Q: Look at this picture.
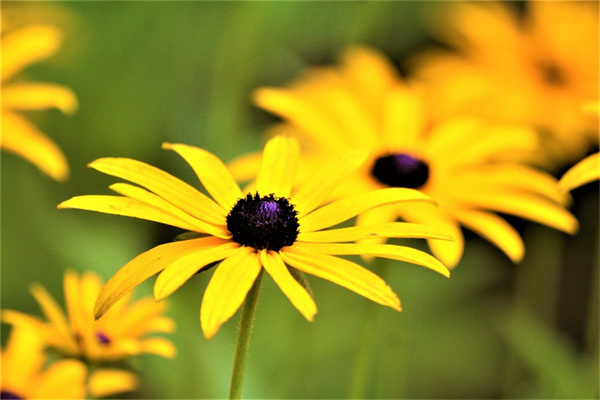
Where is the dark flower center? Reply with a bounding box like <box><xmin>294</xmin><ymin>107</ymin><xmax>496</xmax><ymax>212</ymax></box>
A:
<box><xmin>371</xmin><ymin>153</ymin><xmax>430</xmax><ymax>189</ymax></box>
<box><xmin>97</xmin><ymin>332</ymin><xmax>111</xmax><ymax>345</ymax></box>
<box><xmin>227</xmin><ymin>193</ymin><xmax>299</xmax><ymax>251</ymax></box>
<box><xmin>536</xmin><ymin>60</ymin><xmax>566</xmax><ymax>87</ymax></box>
<box><xmin>1</xmin><ymin>391</ymin><xmax>23</xmax><ymax>400</ymax></box>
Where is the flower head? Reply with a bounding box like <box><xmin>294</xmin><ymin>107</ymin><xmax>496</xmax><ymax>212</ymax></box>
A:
<box><xmin>2</xmin><ymin>270</ymin><xmax>176</xmax><ymax>361</ymax></box>
<box><xmin>58</xmin><ymin>135</ymin><xmax>452</xmax><ymax>338</ymax></box>
<box><xmin>0</xmin><ymin>325</ymin><xmax>137</xmax><ymax>399</ymax></box>
<box><xmin>249</xmin><ymin>47</ymin><xmax>578</xmax><ymax>268</ymax></box>
<box><xmin>1</xmin><ymin>17</ymin><xmax>77</xmax><ymax>181</ymax></box>
<box><xmin>411</xmin><ymin>1</ymin><xmax>599</xmax><ymax>167</ymax></box>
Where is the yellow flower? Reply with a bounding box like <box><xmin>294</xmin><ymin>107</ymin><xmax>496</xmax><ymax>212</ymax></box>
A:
<box><xmin>249</xmin><ymin>47</ymin><xmax>579</xmax><ymax>268</ymax></box>
<box><xmin>559</xmin><ymin>101</ymin><xmax>600</xmax><ymax>192</ymax></box>
<box><xmin>1</xmin><ymin>19</ymin><xmax>77</xmax><ymax>181</ymax></box>
<box><xmin>412</xmin><ymin>1</ymin><xmax>599</xmax><ymax>167</ymax></box>
<box><xmin>1</xmin><ymin>325</ymin><xmax>138</xmax><ymax>399</ymax></box>
<box><xmin>2</xmin><ymin>270</ymin><xmax>176</xmax><ymax>362</ymax></box>
<box><xmin>58</xmin><ymin>135</ymin><xmax>451</xmax><ymax>338</ymax></box>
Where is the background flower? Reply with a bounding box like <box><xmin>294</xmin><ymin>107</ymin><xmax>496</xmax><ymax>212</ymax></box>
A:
<box><xmin>1</xmin><ymin>14</ymin><xmax>77</xmax><ymax>181</ymax></box>
<box><xmin>2</xmin><ymin>270</ymin><xmax>176</xmax><ymax>362</ymax></box>
<box><xmin>2</xmin><ymin>2</ymin><xmax>597</xmax><ymax>398</ymax></box>
<box><xmin>411</xmin><ymin>1</ymin><xmax>599</xmax><ymax>168</ymax></box>
<box><xmin>251</xmin><ymin>47</ymin><xmax>578</xmax><ymax>268</ymax></box>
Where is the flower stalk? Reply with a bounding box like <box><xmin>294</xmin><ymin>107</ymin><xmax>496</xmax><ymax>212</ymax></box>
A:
<box><xmin>229</xmin><ymin>270</ymin><xmax>264</xmax><ymax>399</ymax></box>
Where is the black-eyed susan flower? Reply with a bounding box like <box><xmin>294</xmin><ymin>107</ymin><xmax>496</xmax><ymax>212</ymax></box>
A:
<box><xmin>2</xmin><ymin>270</ymin><xmax>176</xmax><ymax>361</ymax></box>
<box><xmin>58</xmin><ymin>135</ymin><xmax>451</xmax><ymax>339</ymax></box>
<box><xmin>1</xmin><ymin>18</ymin><xmax>77</xmax><ymax>181</ymax></box>
<box><xmin>411</xmin><ymin>1</ymin><xmax>599</xmax><ymax>167</ymax></box>
<box><xmin>249</xmin><ymin>47</ymin><xmax>579</xmax><ymax>268</ymax></box>
<box><xmin>559</xmin><ymin>101</ymin><xmax>600</xmax><ymax>192</ymax></box>
<box><xmin>0</xmin><ymin>325</ymin><xmax>138</xmax><ymax>399</ymax></box>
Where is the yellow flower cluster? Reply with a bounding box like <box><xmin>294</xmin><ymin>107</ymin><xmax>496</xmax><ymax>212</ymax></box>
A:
<box><xmin>2</xmin><ymin>2</ymin><xmax>597</xmax><ymax>398</ymax></box>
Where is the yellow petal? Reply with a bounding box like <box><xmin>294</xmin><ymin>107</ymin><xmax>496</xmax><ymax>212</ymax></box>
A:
<box><xmin>0</xmin><ymin>325</ymin><xmax>45</xmax><ymax>391</ymax></box>
<box><xmin>108</xmin><ymin>183</ymin><xmax>230</xmax><ymax>237</ymax></box>
<box><xmin>163</xmin><ymin>143</ymin><xmax>243</xmax><ymax>211</ymax></box>
<box><xmin>298</xmin><ymin>221</ymin><xmax>452</xmax><ymax>243</ymax></box>
<box><xmin>291</xmin><ymin>149</ymin><xmax>369</xmax><ymax>217</ymax></box>
<box><xmin>1</xmin><ymin>111</ymin><xmax>69</xmax><ymax>181</ymax></box>
<box><xmin>153</xmin><ymin>242</ymin><xmax>242</xmax><ymax>301</ymax></box>
<box><xmin>260</xmin><ymin>250</ymin><xmax>317</xmax><ymax>321</ymax></box>
<box><xmin>299</xmin><ymin>188</ymin><xmax>432</xmax><ymax>232</ymax></box>
<box><xmin>253</xmin><ymin>89</ymin><xmax>346</xmax><ymax>149</ymax></box>
<box><xmin>139</xmin><ymin>337</ymin><xmax>177</xmax><ymax>358</ymax></box>
<box><xmin>58</xmin><ymin>194</ymin><xmax>230</xmax><ymax>239</ymax></box>
<box><xmin>1</xmin><ymin>25</ymin><xmax>62</xmax><ymax>82</ymax></box>
<box><xmin>228</xmin><ymin>150</ymin><xmax>263</xmax><ymax>183</ymax></box>
<box><xmin>559</xmin><ymin>153</ymin><xmax>600</xmax><ymax>192</ymax></box>
<box><xmin>293</xmin><ymin>242</ymin><xmax>449</xmax><ymax>277</ymax></box>
<box><xmin>94</xmin><ymin>237</ymin><xmax>228</xmax><ymax>319</ymax></box>
<box><xmin>381</xmin><ymin>86</ymin><xmax>426</xmax><ymax>149</ymax></box>
<box><xmin>88</xmin><ymin>369</ymin><xmax>139</xmax><ymax>398</ymax></box>
<box><xmin>255</xmin><ymin>135</ymin><xmax>300</xmax><ymax>197</ymax></box>
<box><xmin>200</xmin><ymin>248</ymin><xmax>262</xmax><ymax>339</ymax></box>
<box><xmin>88</xmin><ymin>157</ymin><xmax>226</xmax><ymax>225</ymax></box>
<box><xmin>2</xmin><ymin>82</ymin><xmax>77</xmax><ymax>114</ymax></box>
<box><xmin>453</xmin><ymin>208</ymin><xmax>524</xmax><ymax>263</ymax></box>
<box><xmin>280</xmin><ymin>249</ymin><xmax>401</xmax><ymax>311</ymax></box>
<box><xmin>29</xmin><ymin>283</ymin><xmax>73</xmax><ymax>345</ymax></box>
<box><xmin>455</xmin><ymin>163</ymin><xmax>570</xmax><ymax>204</ymax></box>
<box><xmin>396</xmin><ymin>202</ymin><xmax>464</xmax><ymax>269</ymax></box>
<box><xmin>32</xmin><ymin>359</ymin><xmax>87</xmax><ymax>400</ymax></box>
<box><xmin>452</xmin><ymin>190</ymin><xmax>579</xmax><ymax>234</ymax></box>
<box><xmin>63</xmin><ymin>271</ymin><xmax>85</xmax><ymax>339</ymax></box>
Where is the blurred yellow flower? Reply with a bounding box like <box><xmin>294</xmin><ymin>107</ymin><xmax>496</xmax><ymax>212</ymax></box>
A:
<box><xmin>1</xmin><ymin>20</ymin><xmax>77</xmax><ymax>181</ymax></box>
<box><xmin>559</xmin><ymin>101</ymin><xmax>600</xmax><ymax>192</ymax></box>
<box><xmin>58</xmin><ymin>135</ymin><xmax>451</xmax><ymax>338</ymax></box>
<box><xmin>1</xmin><ymin>325</ymin><xmax>138</xmax><ymax>399</ymax></box>
<box><xmin>2</xmin><ymin>270</ymin><xmax>176</xmax><ymax>362</ymax></box>
<box><xmin>249</xmin><ymin>47</ymin><xmax>578</xmax><ymax>268</ymax></box>
<box><xmin>411</xmin><ymin>1</ymin><xmax>599</xmax><ymax>167</ymax></box>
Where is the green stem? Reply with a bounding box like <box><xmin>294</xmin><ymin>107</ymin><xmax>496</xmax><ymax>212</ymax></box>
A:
<box><xmin>347</xmin><ymin>258</ymin><xmax>388</xmax><ymax>399</ymax></box>
<box><xmin>229</xmin><ymin>270</ymin><xmax>264</xmax><ymax>400</ymax></box>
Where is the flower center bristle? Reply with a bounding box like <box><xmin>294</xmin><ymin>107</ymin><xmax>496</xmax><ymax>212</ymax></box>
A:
<box><xmin>1</xmin><ymin>391</ymin><xmax>23</xmax><ymax>400</ymax></box>
<box><xmin>371</xmin><ymin>153</ymin><xmax>430</xmax><ymax>189</ymax></box>
<box><xmin>227</xmin><ymin>193</ymin><xmax>299</xmax><ymax>251</ymax></box>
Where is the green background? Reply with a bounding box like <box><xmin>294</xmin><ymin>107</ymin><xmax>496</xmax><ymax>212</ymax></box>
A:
<box><xmin>1</xmin><ymin>1</ymin><xmax>598</xmax><ymax>398</ymax></box>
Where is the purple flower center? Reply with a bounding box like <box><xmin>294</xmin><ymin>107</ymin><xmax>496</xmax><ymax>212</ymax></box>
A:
<box><xmin>227</xmin><ymin>193</ymin><xmax>299</xmax><ymax>251</ymax></box>
<box><xmin>371</xmin><ymin>153</ymin><xmax>430</xmax><ymax>189</ymax></box>
<box><xmin>97</xmin><ymin>332</ymin><xmax>111</xmax><ymax>345</ymax></box>
<box><xmin>1</xmin><ymin>391</ymin><xmax>23</xmax><ymax>400</ymax></box>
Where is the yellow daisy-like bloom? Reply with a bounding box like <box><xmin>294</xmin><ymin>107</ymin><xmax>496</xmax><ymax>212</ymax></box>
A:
<box><xmin>249</xmin><ymin>47</ymin><xmax>579</xmax><ymax>268</ymax></box>
<box><xmin>1</xmin><ymin>19</ymin><xmax>77</xmax><ymax>181</ymax></box>
<box><xmin>559</xmin><ymin>101</ymin><xmax>600</xmax><ymax>192</ymax></box>
<box><xmin>58</xmin><ymin>135</ymin><xmax>451</xmax><ymax>339</ymax></box>
<box><xmin>412</xmin><ymin>1</ymin><xmax>599</xmax><ymax>167</ymax></box>
<box><xmin>2</xmin><ymin>271</ymin><xmax>176</xmax><ymax>361</ymax></box>
<box><xmin>1</xmin><ymin>325</ymin><xmax>138</xmax><ymax>399</ymax></box>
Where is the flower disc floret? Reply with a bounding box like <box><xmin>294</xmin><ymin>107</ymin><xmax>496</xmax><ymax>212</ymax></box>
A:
<box><xmin>371</xmin><ymin>153</ymin><xmax>430</xmax><ymax>189</ymax></box>
<box><xmin>227</xmin><ymin>193</ymin><xmax>299</xmax><ymax>251</ymax></box>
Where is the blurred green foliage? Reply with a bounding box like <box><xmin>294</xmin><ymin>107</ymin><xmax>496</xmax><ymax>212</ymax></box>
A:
<box><xmin>1</xmin><ymin>1</ymin><xmax>598</xmax><ymax>398</ymax></box>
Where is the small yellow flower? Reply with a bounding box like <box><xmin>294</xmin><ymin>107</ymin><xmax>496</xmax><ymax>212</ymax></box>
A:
<box><xmin>2</xmin><ymin>271</ymin><xmax>176</xmax><ymax>362</ymax></box>
<box><xmin>1</xmin><ymin>18</ymin><xmax>77</xmax><ymax>181</ymax></box>
<box><xmin>559</xmin><ymin>101</ymin><xmax>600</xmax><ymax>192</ymax></box>
<box><xmin>412</xmin><ymin>1</ymin><xmax>599</xmax><ymax>167</ymax></box>
<box><xmin>249</xmin><ymin>47</ymin><xmax>578</xmax><ymax>268</ymax></box>
<box><xmin>58</xmin><ymin>135</ymin><xmax>451</xmax><ymax>338</ymax></box>
<box><xmin>0</xmin><ymin>325</ymin><xmax>138</xmax><ymax>399</ymax></box>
